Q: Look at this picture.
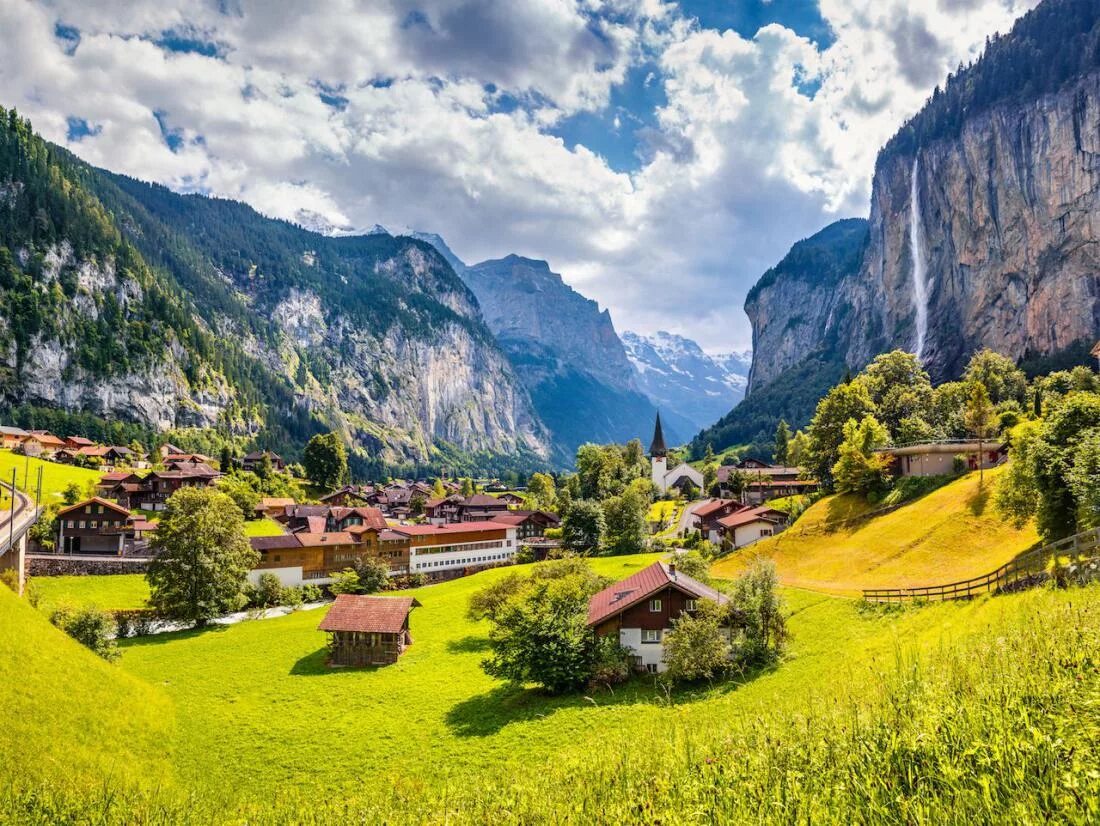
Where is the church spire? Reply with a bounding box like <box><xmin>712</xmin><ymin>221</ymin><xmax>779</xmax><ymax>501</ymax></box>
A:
<box><xmin>649</xmin><ymin>412</ymin><xmax>667</xmax><ymax>458</ymax></box>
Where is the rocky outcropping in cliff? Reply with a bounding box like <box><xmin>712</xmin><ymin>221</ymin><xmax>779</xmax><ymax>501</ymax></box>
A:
<box><xmin>461</xmin><ymin>255</ymin><xmax>666</xmax><ymax>456</ymax></box>
<box><xmin>622</xmin><ymin>330</ymin><xmax>749</xmax><ymax>433</ymax></box>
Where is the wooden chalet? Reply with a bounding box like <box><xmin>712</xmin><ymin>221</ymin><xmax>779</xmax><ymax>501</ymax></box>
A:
<box><xmin>587</xmin><ymin>561</ymin><xmax>727</xmax><ymax>673</ymax></box>
<box><xmin>241</xmin><ymin>450</ymin><xmax>286</xmax><ymax>473</ymax></box>
<box><xmin>56</xmin><ymin>497</ymin><xmax>133</xmax><ymax>555</ymax></box>
<box><xmin>488</xmin><ymin>509</ymin><xmax>560</xmax><ymax>540</ymax></box>
<box><xmin>318</xmin><ymin>594</ymin><xmax>419</xmax><ymax>667</ymax></box>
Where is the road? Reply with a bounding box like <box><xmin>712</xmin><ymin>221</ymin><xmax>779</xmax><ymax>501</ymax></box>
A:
<box><xmin>676</xmin><ymin>499</ymin><xmax>707</xmax><ymax>536</ymax></box>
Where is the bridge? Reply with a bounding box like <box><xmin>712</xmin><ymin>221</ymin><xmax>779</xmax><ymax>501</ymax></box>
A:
<box><xmin>0</xmin><ymin>481</ymin><xmax>41</xmax><ymax>596</ymax></box>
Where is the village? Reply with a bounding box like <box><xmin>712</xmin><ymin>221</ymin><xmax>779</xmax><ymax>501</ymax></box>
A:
<box><xmin>0</xmin><ymin>401</ymin><xmax>1017</xmax><ymax>673</ymax></box>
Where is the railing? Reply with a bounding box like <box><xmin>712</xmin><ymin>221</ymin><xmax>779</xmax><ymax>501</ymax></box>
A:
<box><xmin>862</xmin><ymin>527</ymin><xmax>1100</xmax><ymax>603</ymax></box>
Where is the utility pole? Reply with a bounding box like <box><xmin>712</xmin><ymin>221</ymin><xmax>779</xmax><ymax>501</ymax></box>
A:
<box><xmin>8</xmin><ymin>469</ymin><xmax>16</xmax><ymax>553</ymax></box>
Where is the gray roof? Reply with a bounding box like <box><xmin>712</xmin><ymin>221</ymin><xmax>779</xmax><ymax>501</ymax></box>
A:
<box><xmin>0</xmin><ymin>426</ymin><xmax>29</xmax><ymax>437</ymax></box>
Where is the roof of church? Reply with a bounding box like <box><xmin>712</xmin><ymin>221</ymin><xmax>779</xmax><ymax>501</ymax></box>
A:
<box><xmin>649</xmin><ymin>412</ymin><xmax>667</xmax><ymax>457</ymax></box>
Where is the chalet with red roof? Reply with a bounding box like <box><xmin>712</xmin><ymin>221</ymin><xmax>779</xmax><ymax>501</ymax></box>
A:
<box><xmin>319</xmin><ymin>594</ymin><xmax>419</xmax><ymax>667</ymax></box>
<box><xmin>712</xmin><ymin>506</ymin><xmax>788</xmax><ymax>547</ymax></box>
<box><xmin>587</xmin><ymin>560</ymin><xmax>728</xmax><ymax>673</ymax></box>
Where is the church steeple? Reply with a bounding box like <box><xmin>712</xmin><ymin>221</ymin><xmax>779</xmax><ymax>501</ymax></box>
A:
<box><xmin>649</xmin><ymin>412</ymin><xmax>667</xmax><ymax>458</ymax></box>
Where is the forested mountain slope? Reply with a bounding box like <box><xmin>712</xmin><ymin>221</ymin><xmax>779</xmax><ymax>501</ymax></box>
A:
<box><xmin>0</xmin><ymin>108</ymin><xmax>549</xmax><ymax>473</ymax></box>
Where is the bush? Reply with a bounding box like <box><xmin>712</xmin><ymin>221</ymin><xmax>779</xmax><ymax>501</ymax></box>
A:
<box><xmin>299</xmin><ymin>583</ymin><xmax>324</xmax><ymax>603</ymax></box>
<box><xmin>248</xmin><ymin>572</ymin><xmax>284</xmax><ymax>609</ymax></box>
<box><xmin>114</xmin><ymin>611</ymin><xmax>133</xmax><ymax>638</ymax></box>
<box><xmin>587</xmin><ymin>637</ymin><xmax>633</xmax><ymax>691</ymax></box>
<box><xmin>328</xmin><ymin>569</ymin><xmax>361</xmax><ymax>595</ymax></box>
<box><xmin>280</xmin><ymin>585</ymin><xmax>303</xmax><ymax>611</ymax></box>
<box><xmin>663</xmin><ymin>600</ymin><xmax>732</xmax><ymax>684</ymax></box>
<box><xmin>729</xmin><ymin>559</ymin><xmax>787</xmax><ymax>667</ymax></box>
<box><xmin>0</xmin><ymin>568</ymin><xmax>18</xmax><ymax>592</ymax></box>
<box><xmin>952</xmin><ymin>454</ymin><xmax>968</xmax><ymax>475</ymax></box>
<box><xmin>51</xmin><ymin>605</ymin><xmax>120</xmax><ymax>661</ymax></box>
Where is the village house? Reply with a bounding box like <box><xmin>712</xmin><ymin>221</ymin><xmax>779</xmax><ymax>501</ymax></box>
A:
<box><xmin>488</xmin><ymin>509</ymin><xmax>561</xmax><ymax>541</ymax></box>
<box><xmin>241</xmin><ymin>450</ymin><xmax>285</xmax><ymax>473</ymax></box>
<box><xmin>495</xmin><ymin>492</ymin><xmax>526</xmax><ymax>506</ymax></box>
<box><xmin>163</xmin><ymin>453</ymin><xmax>213</xmax><ymax>468</ymax></box>
<box><xmin>318</xmin><ymin>594</ymin><xmax>418</xmax><ymax>667</ymax></box>
<box><xmin>648</xmin><ymin>414</ymin><xmax>704</xmax><ymax>495</ymax></box>
<box><xmin>56</xmin><ymin>497</ymin><xmax>133</xmax><ymax>555</ymax></box>
<box><xmin>876</xmin><ymin>440</ymin><xmax>1008</xmax><ymax>478</ymax></box>
<box><xmin>717</xmin><ymin>461</ymin><xmax>818</xmax><ymax>504</ymax></box>
<box><xmin>102</xmin><ymin>464</ymin><xmax>220</xmax><ymax>511</ymax></box>
<box><xmin>319</xmin><ymin>485</ymin><xmax>376</xmax><ymax>507</ymax></box>
<box><xmin>254</xmin><ymin>497</ymin><xmax>296</xmax><ymax>518</ymax></box>
<box><xmin>63</xmin><ymin>435</ymin><xmax>95</xmax><ymax>450</ymax></box>
<box><xmin>587</xmin><ymin>560</ymin><xmax>728</xmax><ymax>673</ymax></box>
<box><xmin>18</xmin><ymin>431</ymin><xmax>67</xmax><ymax>457</ymax></box>
<box><xmin>690</xmin><ymin>498</ymin><xmax>747</xmax><ymax>536</ymax></box>
<box><xmin>712</xmin><ymin>506</ymin><xmax>788</xmax><ymax>547</ymax></box>
<box><xmin>0</xmin><ymin>426</ymin><xmax>29</xmax><ymax>449</ymax></box>
<box><xmin>387</xmin><ymin>521</ymin><xmax>520</xmax><ymax>579</ymax></box>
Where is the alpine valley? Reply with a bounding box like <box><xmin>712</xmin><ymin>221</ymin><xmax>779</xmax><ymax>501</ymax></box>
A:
<box><xmin>0</xmin><ymin>112</ymin><xmax>735</xmax><ymax>471</ymax></box>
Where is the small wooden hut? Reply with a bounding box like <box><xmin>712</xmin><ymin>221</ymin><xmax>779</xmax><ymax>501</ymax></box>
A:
<box><xmin>318</xmin><ymin>594</ymin><xmax>418</xmax><ymax>667</ymax></box>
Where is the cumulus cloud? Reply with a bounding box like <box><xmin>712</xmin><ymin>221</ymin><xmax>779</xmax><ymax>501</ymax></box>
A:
<box><xmin>1</xmin><ymin>0</ymin><xmax>1039</xmax><ymax>350</ymax></box>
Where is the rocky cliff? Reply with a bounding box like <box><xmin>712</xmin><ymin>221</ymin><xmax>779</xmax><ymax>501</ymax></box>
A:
<box><xmin>0</xmin><ymin>111</ymin><xmax>550</xmax><ymax>470</ymax></box>
<box><xmin>745</xmin><ymin>0</ymin><xmax>1100</xmax><ymax>393</ymax></box>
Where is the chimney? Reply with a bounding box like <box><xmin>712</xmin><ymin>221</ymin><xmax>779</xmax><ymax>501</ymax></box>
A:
<box><xmin>668</xmin><ymin>560</ymin><xmax>677</xmax><ymax>579</ymax></box>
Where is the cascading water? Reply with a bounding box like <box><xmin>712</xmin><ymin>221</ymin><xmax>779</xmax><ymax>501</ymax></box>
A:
<box><xmin>909</xmin><ymin>156</ymin><xmax>929</xmax><ymax>362</ymax></box>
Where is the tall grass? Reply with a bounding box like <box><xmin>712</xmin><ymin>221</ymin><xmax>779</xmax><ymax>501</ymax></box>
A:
<box><xmin>5</xmin><ymin>585</ymin><xmax>1097</xmax><ymax>824</ymax></box>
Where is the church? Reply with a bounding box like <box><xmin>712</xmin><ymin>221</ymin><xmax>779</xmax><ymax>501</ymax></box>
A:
<box><xmin>649</xmin><ymin>413</ymin><xmax>705</xmax><ymax>495</ymax></box>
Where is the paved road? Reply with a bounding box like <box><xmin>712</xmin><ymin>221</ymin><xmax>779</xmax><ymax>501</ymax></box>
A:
<box><xmin>676</xmin><ymin>499</ymin><xmax>707</xmax><ymax>536</ymax></box>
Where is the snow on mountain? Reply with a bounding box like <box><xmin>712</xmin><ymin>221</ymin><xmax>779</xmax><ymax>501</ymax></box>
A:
<box><xmin>622</xmin><ymin>330</ymin><xmax>749</xmax><ymax>434</ymax></box>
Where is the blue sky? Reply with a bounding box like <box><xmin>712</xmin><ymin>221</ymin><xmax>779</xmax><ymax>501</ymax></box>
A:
<box><xmin>0</xmin><ymin>0</ymin><xmax>1037</xmax><ymax>350</ymax></box>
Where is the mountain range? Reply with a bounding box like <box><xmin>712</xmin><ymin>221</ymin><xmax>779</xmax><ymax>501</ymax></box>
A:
<box><xmin>0</xmin><ymin>113</ymin><xmax>741</xmax><ymax>471</ymax></box>
<box><xmin>694</xmin><ymin>0</ymin><xmax>1100</xmax><ymax>459</ymax></box>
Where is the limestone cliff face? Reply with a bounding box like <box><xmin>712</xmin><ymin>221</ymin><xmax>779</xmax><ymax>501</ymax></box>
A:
<box><xmin>746</xmin><ymin>72</ymin><xmax>1100</xmax><ymax>391</ymax></box>
<box><xmin>845</xmin><ymin>72</ymin><xmax>1100</xmax><ymax>379</ymax></box>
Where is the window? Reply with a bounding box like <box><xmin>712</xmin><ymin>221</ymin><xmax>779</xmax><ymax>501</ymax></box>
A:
<box><xmin>67</xmin><ymin>520</ymin><xmax>74</xmax><ymax>529</ymax></box>
<box><xmin>649</xmin><ymin>599</ymin><xmax>662</xmax><ymax>612</ymax></box>
<box><xmin>78</xmin><ymin>521</ymin><xmax>85</xmax><ymax>529</ymax></box>
<box><xmin>646</xmin><ymin>663</ymin><xmax>659</xmax><ymax>674</ymax></box>
<box><xmin>642</xmin><ymin>629</ymin><xmax>661</xmax><ymax>643</ymax></box>
<box><xmin>273</xmin><ymin>555</ymin><xmax>281</xmax><ymax>562</ymax></box>
<box><xmin>685</xmin><ymin>599</ymin><xmax>698</xmax><ymax>611</ymax></box>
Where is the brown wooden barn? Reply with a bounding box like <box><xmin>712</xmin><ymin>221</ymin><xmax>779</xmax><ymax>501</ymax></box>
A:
<box><xmin>318</xmin><ymin>594</ymin><xmax>419</xmax><ymax>667</ymax></box>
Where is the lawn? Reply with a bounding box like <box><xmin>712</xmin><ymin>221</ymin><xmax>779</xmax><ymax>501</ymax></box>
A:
<box><xmin>244</xmin><ymin>516</ymin><xmax>286</xmax><ymax>537</ymax></box>
<box><xmin>31</xmin><ymin>573</ymin><xmax>150</xmax><ymax>614</ymax></box>
<box><xmin>0</xmin><ymin>448</ymin><xmax>101</xmax><ymax>504</ymax></box>
<box><xmin>712</xmin><ymin>466</ymin><xmax>1040</xmax><ymax>595</ymax></box>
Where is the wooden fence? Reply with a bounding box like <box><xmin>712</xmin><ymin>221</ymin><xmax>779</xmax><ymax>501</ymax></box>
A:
<box><xmin>862</xmin><ymin>527</ymin><xmax>1100</xmax><ymax>603</ymax></box>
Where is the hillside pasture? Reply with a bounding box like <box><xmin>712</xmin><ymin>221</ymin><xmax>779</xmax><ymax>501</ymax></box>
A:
<box><xmin>712</xmin><ymin>466</ymin><xmax>1039</xmax><ymax>594</ymax></box>
<box><xmin>31</xmin><ymin>573</ymin><xmax>150</xmax><ymax>614</ymax></box>
<box><xmin>0</xmin><ymin>448</ymin><xmax>101</xmax><ymax>503</ymax></box>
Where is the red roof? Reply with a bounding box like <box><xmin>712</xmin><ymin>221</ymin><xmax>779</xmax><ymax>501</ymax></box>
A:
<box><xmin>56</xmin><ymin>496</ymin><xmax>132</xmax><ymax>518</ymax></box>
<box><xmin>330</xmin><ymin>506</ymin><xmax>387</xmax><ymax>530</ymax></box>
<box><xmin>66</xmin><ymin>436</ymin><xmax>95</xmax><ymax>446</ymax></box>
<box><xmin>318</xmin><ymin>595</ymin><xmax>417</xmax><ymax>634</ymax></box>
<box><xmin>586</xmin><ymin>561</ymin><xmax>726</xmax><ymax>627</ymax></box>
<box><xmin>716</xmin><ymin>507</ymin><xmax>784</xmax><ymax>529</ymax></box>
<box><xmin>294</xmin><ymin>531</ymin><xmax>355</xmax><ymax>547</ymax></box>
<box><xmin>387</xmin><ymin>521</ymin><xmax>510</xmax><ymax>537</ymax></box>
<box><xmin>693</xmin><ymin>499</ymin><xmax>743</xmax><ymax>519</ymax></box>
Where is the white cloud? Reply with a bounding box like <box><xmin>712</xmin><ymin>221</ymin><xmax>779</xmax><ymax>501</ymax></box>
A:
<box><xmin>1</xmin><ymin>0</ymin><xmax>1040</xmax><ymax>351</ymax></box>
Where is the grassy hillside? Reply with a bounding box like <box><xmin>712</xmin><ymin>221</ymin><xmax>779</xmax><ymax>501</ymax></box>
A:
<box><xmin>0</xmin><ymin>584</ymin><xmax>174</xmax><ymax>801</ymax></box>
<box><xmin>712</xmin><ymin>466</ymin><xmax>1040</xmax><ymax>594</ymax></box>
<box><xmin>0</xmin><ymin>448</ymin><xmax>100</xmax><ymax>503</ymax></box>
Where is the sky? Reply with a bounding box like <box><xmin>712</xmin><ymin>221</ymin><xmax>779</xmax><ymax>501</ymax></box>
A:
<box><xmin>0</xmin><ymin>0</ymin><xmax>1039</xmax><ymax>352</ymax></box>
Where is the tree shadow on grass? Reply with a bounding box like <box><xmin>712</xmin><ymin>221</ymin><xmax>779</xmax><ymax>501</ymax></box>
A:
<box><xmin>446</xmin><ymin>635</ymin><xmax>491</xmax><ymax>654</ymax></box>
<box><xmin>445</xmin><ymin>661</ymin><xmax>780</xmax><ymax>738</ymax></box>
<box><xmin>967</xmin><ymin>483</ymin><xmax>991</xmax><ymax>516</ymax></box>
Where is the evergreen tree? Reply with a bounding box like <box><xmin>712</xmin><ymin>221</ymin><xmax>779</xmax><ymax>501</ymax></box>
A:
<box><xmin>774</xmin><ymin>420</ymin><xmax>790</xmax><ymax>465</ymax></box>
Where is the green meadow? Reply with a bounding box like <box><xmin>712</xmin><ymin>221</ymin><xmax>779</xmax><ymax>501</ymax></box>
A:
<box><xmin>8</xmin><ymin>542</ymin><xmax>1099</xmax><ymax>822</ymax></box>
<box><xmin>0</xmin><ymin>448</ymin><xmax>101</xmax><ymax>502</ymax></box>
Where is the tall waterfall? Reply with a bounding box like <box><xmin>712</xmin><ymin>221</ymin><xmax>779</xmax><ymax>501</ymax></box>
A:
<box><xmin>909</xmin><ymin>156</ymin><xmax>929</xmax><ymax>361</ymax></box>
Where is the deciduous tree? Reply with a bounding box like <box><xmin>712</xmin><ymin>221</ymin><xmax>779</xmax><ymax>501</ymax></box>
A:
<box><xmin>147</xmin><ymin>487</ymin><xmax>256</xmax><ymax>627</ymax></box>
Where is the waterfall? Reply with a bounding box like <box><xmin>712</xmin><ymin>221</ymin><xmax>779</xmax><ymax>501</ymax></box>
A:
<box><xmin>909</xmin><ymin>156</ymin><xmax>929</xmax><ymax>361</ymax></box>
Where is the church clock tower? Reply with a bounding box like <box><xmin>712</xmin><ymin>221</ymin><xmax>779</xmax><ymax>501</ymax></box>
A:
<box><xmin>649</xmin><ymin>412</ymin><xmax>668</xmax><ymax>493</ymax></box>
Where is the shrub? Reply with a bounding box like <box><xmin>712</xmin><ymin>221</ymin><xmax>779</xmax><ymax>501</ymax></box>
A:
<box><xmin>663</xmin><ymin>600</ymin><xmax>732</xmax><ymax>684</ymax></box>
<box><xmin>51</xmin><ymin>605</ymin><xmax>120</xmax><ymax>662</ymax></box>
<box><xmin>952</xmin><ymin>454</ymin><xmax>968</xmax><ymax>475</ymax></box>
<box><xmin>299</xmin><ymin>583</ymin><xmax>324</xmax><ymax>603</ymax></box>
<box><xmin>280</xmin><ymin>585</ymin><xmax>303</xmax><ymax>611</ymax></box>
<box><xmin>729</xmin><ymin>559</ymin><xmax>787</xmax><ymax>667</ymax></box>
<box><xmin>250</xmin><ymin>573</ymin><xmax>284</xmax><ymax>608</ymax></box>
<box><xmin>328</xmin><ymin>569</ymin><xmax>361</xmax><ymax>595</ymax></box>
<box><xmin>0</xmin><ymin>568</ymin><xmax>18</xmax><ymax>592</ymax></box>
<box><xmin>587</xmin><ymin>637</ymin><xmax>633</xmax><ymax>691</ymax></box>
<box><xmin>114</xmin><ymin>611</ymin><xmax>133</xmax><ymax>638</ymax></box>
